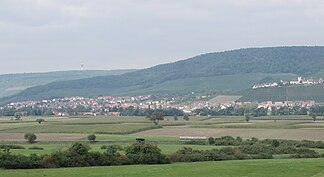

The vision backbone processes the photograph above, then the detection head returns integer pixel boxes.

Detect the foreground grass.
[2,158,324,177]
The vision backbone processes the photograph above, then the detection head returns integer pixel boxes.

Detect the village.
[252,77,324,89]
[1,94,317,116]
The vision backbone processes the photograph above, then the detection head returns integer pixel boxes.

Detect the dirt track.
[134,127,324,141]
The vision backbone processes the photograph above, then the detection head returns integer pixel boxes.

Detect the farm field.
[2,115,324,156]
[2,115,324,176]
[135,127,324,140]
[1,158,324,177]
[1,115,324,141]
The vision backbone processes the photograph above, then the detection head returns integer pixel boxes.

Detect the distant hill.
[1,46,323,105]
[236,85,324,102]
[0,69,135,98]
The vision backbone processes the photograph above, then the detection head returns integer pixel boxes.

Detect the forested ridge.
[1,46,323,105]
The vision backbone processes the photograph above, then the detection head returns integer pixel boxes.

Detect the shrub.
[125,143,169,164]
[214,136,239,146]
[69,142,90,155]
[41,155,57,168]
[29,146,44,150]
[35,119,45,124]
[0,145,25,149]
[271,140,280,147]
[239,144,275,155]
[87,134,96,142]
[183,115,189,121]
[0,153,42,169]
[184,140,207,145]
[24,133,37,143]
[208,137,215,145]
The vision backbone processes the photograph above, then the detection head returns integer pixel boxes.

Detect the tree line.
[1,105,323,118]
[194,105,324,117]
[0,106,184,117]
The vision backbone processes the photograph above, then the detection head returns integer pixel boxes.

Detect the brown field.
[134,127,324,141]
[0,133,86,142]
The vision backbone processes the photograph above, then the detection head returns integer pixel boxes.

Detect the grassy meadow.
[2,158,324,177]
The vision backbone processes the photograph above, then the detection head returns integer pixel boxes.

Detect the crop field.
[2,158,324,177]
[0,116,189,134]
[2,115,324,176]
[135,127,324,141]
[1,115,324,141]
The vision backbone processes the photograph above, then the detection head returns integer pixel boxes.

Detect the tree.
[208,137,215,145]
[183,115,189,121]
[173,115,178,121]
[311,114,317,122]
[24,133,37,143]
[271,139,280,147]
[35,119,45,124]
[146,111,164,125]
[244,114,251,122]
[87,134,96,142]
[14,112,22,120]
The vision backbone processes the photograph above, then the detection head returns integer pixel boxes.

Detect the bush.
[41,155,57,168]
[208,137,215,145]
[125,143,169,164]
[239,144,275,155]
[184,140,207,145]
[0,145,25,149]
[0,153,42,169]
[24,133,37,143]
[87,134,96,142]
[183,115,189,121]
[35,119,45,124]
[271,140,280,147]
[29,146,44,150]
[214,136,240,146]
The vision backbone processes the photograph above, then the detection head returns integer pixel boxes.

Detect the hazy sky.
[0,0,324,74]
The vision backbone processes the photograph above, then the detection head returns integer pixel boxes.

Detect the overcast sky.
[0,0,323,74]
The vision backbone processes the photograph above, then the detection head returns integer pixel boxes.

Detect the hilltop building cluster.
[252,77,324,89]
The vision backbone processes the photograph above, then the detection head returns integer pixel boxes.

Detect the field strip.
[134,127,324,140]
[0,133,86,142]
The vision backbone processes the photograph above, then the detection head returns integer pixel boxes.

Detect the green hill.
[0,70,135,98]
[1,46,323,105]
[237,85,324,102]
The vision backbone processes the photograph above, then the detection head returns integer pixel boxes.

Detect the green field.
[2,115,324,177]
[1,158,324,177]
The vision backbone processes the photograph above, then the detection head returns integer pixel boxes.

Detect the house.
[53,111,69,117]
[108,112,121,116]
[82,112,96,116]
